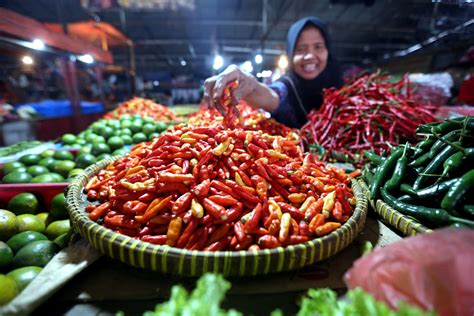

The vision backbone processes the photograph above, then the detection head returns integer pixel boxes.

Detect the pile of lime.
[61,116,171,150]
[2,148,100,184]
[0,192,70,305]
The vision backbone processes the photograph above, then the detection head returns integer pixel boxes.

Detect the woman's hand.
[203,65,258,113]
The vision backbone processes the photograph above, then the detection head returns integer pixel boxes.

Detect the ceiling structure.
[1,0,473,80]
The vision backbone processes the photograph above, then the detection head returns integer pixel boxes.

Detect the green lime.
[107,119,120,129]
[91,143,111,156]
[76,139,86,146]
[61,134,76,145]
[121,128,132,136]
[92,136,106,144]
[97,153,112,161]
[35,213,53,226]
[49,194,68,219]
[45,220,70,240]
[38,157,56,170]
[68,168,84,178]
[0,210,18,241]
[100,126,114,139]
[120,120,132,129]
[142,123,156,135]
[8,193,39,215]
[53,150,74,161]
[107,136,124,151]
[85,133,99,143]
[0,242,13,269]
[132,133,147,144]
[12,240,60,269]
[2,162,25,174]
[3,166,27,175]
[143,117,155,124]
[121,135,133,145]
[77,146,92,156]
[26,165,49,177]
[40,150,55,158]
[47,173,64,183]
[52,161,76,177]
[148,133,161,141]
[6,231,48,253]
[112,148,129,156]
[53,233,70,249]
[16,215,45,234]
[7,266,43,292]
[18,154,41,166]
[91,122,105,134]
[130,121,143,133]
[0,274,19,305]
[2,172,32,184]
[120,114,132,121]
[29,174,53,183]
[155,122,169,132]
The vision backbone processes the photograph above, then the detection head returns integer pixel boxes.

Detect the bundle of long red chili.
[104,97,178,121]
[301,73,436,165]
[84,126,356,251]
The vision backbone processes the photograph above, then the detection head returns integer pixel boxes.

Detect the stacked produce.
[103,97,178,121]
[1,150,87,184]
[61,116,171,150]
[301,73,436,166]
[0,141,43,158]
[0,192,70,305]
[188,102,294,137]
[84,124,356,251]
[364,116,474,229]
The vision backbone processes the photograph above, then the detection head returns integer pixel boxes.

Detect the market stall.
[1,1,473,315]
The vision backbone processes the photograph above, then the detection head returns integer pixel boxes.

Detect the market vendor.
[204,16,343,128]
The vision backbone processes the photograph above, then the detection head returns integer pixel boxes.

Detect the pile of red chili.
[103,97,178,121]
[301,73,436,165]
[84,125,356,251]
[189,101,294,137]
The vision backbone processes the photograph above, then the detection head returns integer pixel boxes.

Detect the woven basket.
[66,157,368,277]
[358,180,431,236]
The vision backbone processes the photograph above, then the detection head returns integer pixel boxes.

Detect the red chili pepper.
[208,194,238,206]
[277,202,305,221]
[141,235,167,245]
[89,202,111,221]
[207,223,231,245]
[244,203,263,234]
[202,198,227,220]
[258,235,281,249]
[192,179,211,197]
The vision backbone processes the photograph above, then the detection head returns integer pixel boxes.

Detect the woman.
[204,16,343,128]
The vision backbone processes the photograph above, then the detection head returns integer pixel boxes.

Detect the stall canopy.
[45,22,131,50]
[0,8,113,64]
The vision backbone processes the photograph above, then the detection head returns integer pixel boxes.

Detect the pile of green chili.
[364,116,474,229]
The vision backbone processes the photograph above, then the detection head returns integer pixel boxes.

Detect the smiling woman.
[203,17,343,128]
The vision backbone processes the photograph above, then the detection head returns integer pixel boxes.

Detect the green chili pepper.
[370,147,404,200]
[400,183,417,196]
[413,178,458,199]
[408,151,430,168]
[381,188,474,228]
[429,130,461,159]
[385,144,409,191]
[413,141,462,190]
[463,204,474,216]
[363,150,384,165]
[441,170,474,212]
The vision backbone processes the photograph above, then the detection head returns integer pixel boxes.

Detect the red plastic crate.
[0,183,68,209]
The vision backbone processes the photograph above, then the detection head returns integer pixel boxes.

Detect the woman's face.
[292,26,328,80]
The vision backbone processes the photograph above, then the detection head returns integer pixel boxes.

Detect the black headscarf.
[273,17,343,128]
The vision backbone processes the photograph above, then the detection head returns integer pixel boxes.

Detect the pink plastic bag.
[344,228,474,316]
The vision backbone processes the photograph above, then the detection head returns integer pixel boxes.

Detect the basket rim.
[357,179,432,235]
[67,156,368,259]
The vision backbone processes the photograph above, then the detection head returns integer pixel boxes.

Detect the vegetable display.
[103,97,178,121]
[301,73,436,166]
[134,273,433,316]
[364,116,474,229]
[84,124,356,251]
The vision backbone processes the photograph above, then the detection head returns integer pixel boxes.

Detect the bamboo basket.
[66,157,368,276]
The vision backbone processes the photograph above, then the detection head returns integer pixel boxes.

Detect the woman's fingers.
[203,76,217,109]
[213,65,241,101]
